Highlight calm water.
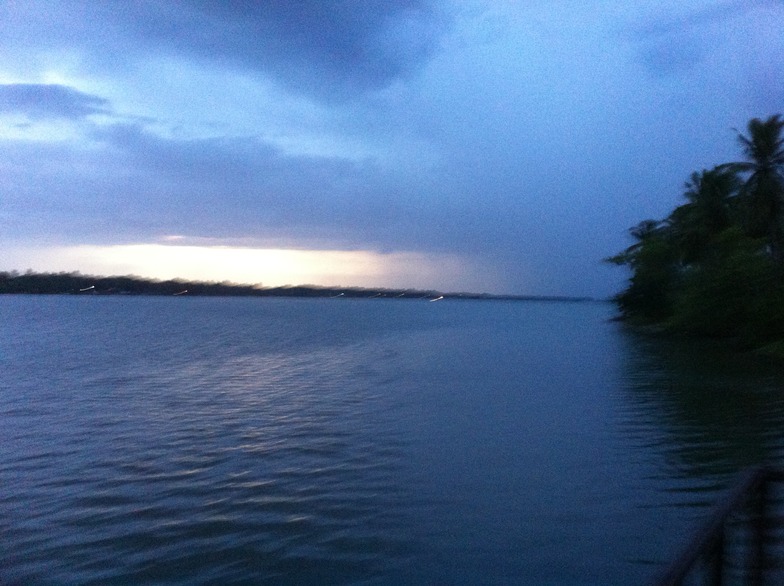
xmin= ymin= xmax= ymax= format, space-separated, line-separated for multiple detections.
xmin=2 ymin=296 xmax=784 ymax=585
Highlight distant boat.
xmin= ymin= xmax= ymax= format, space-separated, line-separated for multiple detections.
xmin=78 ymin=285 xmax=94 ymax=292
xmin=173 ymin=290 xmax=188 ymax=296
xmin=430 ymin=296 xmax=444 ymax=302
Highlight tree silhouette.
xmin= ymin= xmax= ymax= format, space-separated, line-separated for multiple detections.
xmin=608 ymin=114 xmax=784 ymax=347
xmin=606 ymin=219 xmax=678 ymax=321
xmin=668 ymin=167 xmax=739 ymax=264
xmin=723 ymin=115 xmax=784 ymax=263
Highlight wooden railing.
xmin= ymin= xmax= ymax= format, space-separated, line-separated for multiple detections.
xmin=652 ymin=466 xmax=784 ymax=586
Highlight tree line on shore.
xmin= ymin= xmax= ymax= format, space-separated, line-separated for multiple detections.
xmin=607 ymin=114 xmax=784 ymax=350
xmin=0 ymin=270 xmax=438 ymax=298
xmin=0 ymin=270 xmax=590 ymax=302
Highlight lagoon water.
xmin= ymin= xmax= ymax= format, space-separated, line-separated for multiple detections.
xmin=2 ymin=296 xmax=784 ymax=585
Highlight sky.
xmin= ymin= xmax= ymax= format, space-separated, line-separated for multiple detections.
xmin=1 ymin=0 xmax=782 ymax=297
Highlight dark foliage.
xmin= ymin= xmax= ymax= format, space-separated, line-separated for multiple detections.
xmin=608 ymin=115 xmax=784 ymax=349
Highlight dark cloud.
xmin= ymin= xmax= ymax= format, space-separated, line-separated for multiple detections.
xmin=3 ymin=2 xmax=779 ymax=296
xmin=631 ymin=0 xmax=760 ymax=38
xmin=628 ymin=0 xmax=767 ymax=75
xmin=0 ymin=84 xmax=111 ymax=120
xmin=636 ymin=37 xmax=708 ymax=76
xmin=0 ymin=86 xmax=677 ymax=296
xmin=3 ymin=1 xmax=446 ymax=102
xmin=162 ymin=1 xmax=445 ymax=97
xmin=1 ymin=121 xmax=404 ymax=245
xmin=1 ymin=117 xmax=529 ymax=259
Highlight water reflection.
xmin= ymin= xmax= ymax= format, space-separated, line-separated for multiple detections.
xmin=4 ymin=296 xmax=784 ymax=584
xmin=617 ymin=325 xmax=784 ymax=482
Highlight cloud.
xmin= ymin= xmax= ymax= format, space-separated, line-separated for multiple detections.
xmin=168 ymin=1 xmax=446 ymax=98
xmin=2 ymin=1 xmax=781 ymax=297
xmin=1 ymin=1 xmax=448 ymax=103
xmin=0 ymin=119 xmax=413 ymax=248
xmin=627 ymin=0 xmax=776 ymax=76
xmin=0 ymin=83 xmax=110 ymax=120
xmin=0 ymin=113 xmax=539 ymax=289
xmin=630 ymin=0 xmax=760 ymax=38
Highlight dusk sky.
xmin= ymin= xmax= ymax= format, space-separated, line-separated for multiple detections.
xmin=1 ymin=1 xmax=782 ymax=297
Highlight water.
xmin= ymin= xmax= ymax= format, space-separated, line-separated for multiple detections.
xmin=1 ymin=296 xmax=784 ymax=585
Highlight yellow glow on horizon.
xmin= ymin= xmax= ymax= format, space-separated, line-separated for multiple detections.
xmin=2 ymin=243 xmax=488 ymax=292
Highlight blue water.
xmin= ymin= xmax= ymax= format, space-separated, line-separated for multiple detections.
xmin=2 ymin=296 xmax=784 ymax=584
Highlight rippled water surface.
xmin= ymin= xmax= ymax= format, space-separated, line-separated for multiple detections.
xmin=2 ymin=296 xmax=784 ymax=584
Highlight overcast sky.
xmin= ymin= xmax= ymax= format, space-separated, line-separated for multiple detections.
xmin=1 ymin=1 xmax=782 ymax=296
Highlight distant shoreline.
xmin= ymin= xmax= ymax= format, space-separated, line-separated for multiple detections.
xmin=0 ymin=270 xmax=593 ymax=303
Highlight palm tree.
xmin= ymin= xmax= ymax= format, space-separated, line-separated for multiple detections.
xmin=723 ymin=115 xmax=784 ymax=262
xmin=605 ymin=219 xmax=664 ymax=267
xmin=605 ymin=219 xmax=679 ymax=320
xmin=667 ymin=167 xmax=740 ymax=264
